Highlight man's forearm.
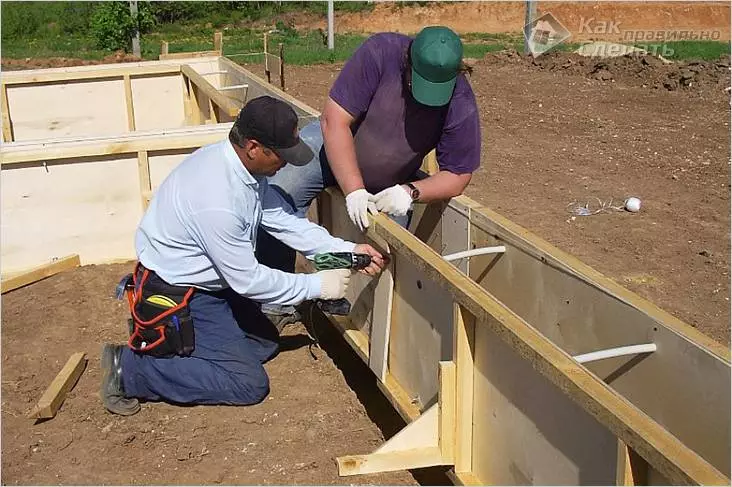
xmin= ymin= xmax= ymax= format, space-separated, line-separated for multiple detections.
xmin=321 ymin=119 xmax=364 ymax=194
xmin=408 ymin=170 xmax=472 ymax=203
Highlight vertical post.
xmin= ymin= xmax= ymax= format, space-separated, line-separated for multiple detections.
xmin=214 ymin=31 xmax=223 ymax=55
xmin=123 ymin=74 xmax=135 ymax=131
xmin=278 ymin=42 xmax=285 ymax=91
xmin=129 ymin=0 xmax=141 ymax=58
xmin=1 ymin=83 xmax=14 ymax=143
xmin=263 ymin=32 xmax=271 ymax=84
xmin=327 ymin=0 xmax=335 ymax=50
xmin=453 ymin=304 xmax=476 ymax=475
xmin=523 ymin=0 xmax=537 ymax=55
xmin=137 ymin=150 xmax=152 ymax=211
xmin=160 ymin=41 xmax=169 ymax=58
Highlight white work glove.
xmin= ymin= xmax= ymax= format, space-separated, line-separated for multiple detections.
xmin=318 ymin=269 xmax=351 ymax=300
xmin=345 ymin=188 xmax=377 ymax=231
xmin=372 ymin=184 xmax=413 ymax=217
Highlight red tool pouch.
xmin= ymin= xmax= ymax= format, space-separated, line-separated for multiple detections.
xmin=120 ymin=263 xmax=195 ymax=358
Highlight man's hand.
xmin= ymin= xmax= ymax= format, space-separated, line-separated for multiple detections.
xmin=372 ymin=184 xmax=413 ymax=217
xmin=318 ymin=269 xmax=351 ymax=300
xmin=345 ymin=189 xmax=378 ymax=231
xmin=353 ymin=243 xmax=386 ymax=276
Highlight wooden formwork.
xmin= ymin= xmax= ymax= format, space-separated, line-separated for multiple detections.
xmin=0 ymin=56 xmax=728 ymax=486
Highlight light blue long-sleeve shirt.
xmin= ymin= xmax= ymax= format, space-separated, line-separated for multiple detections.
xmin=135 ymin=139 xmax=355 ymax=305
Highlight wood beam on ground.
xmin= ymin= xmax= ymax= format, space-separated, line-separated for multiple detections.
xmin=28 ymin=352 xmax=87 ymax=420
xmin=1 ymin=254 xmax=81 ymax=293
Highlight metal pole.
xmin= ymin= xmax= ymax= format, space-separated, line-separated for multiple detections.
xmin=523 ymin=0 xmax=537 ymax=55
xmin=279 ymin=42 xmax=285 ymax=91
xmin=327 ymin=0 xmax=335 ymax=51
xmin=129 ymin=0 xmax=141 ymax=57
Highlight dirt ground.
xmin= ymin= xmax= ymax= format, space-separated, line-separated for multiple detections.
xmin=1 ymin=263 xmax=449 ymax=485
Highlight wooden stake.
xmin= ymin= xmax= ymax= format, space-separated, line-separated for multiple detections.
xmin=453 ymin=304 xmax=476 ymax=475
xmin=264 ymin=32 xmax=271 ymax=83
xmin=1 ymin=255 xmax=81 ymax=294
xmin=279 ymin=42 xmax=285 ymax=91
xmin=28 ymin=352 xmax=87 ymax=420
xmin=2 ymin=83 xmax=14 ymax=142
xmin=123 ymin=74 xmax=135 ymax=132
xmin=214 ymin=31 xmax=223 ymax=55
xmin=160 ymin=40 xmax=169 ymax=59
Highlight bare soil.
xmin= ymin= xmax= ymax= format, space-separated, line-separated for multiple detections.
xmin=1 ymin=264 xmax=446 ymax=485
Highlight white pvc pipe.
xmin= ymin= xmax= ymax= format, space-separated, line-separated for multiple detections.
xmin=219 ymin=84 xmax=249 ymax=91
xmin=443 ymin=246 xmax=506 ymax=262
xmin=573 ymin=343 xmax=657 ymax=364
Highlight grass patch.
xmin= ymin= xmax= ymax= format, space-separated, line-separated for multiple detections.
xmin=635 ymin=40 xmax=730 ymax=60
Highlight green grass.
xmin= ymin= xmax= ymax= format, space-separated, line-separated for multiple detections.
xmin=634 ymin=40 xmax=730 ymax=60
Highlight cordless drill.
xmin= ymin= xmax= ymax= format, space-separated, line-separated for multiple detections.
xmin=311 ymin=252 xmax=372 ymax=315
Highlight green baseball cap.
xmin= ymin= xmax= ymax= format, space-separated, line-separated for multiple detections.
xmin=410 ymin=26 xmax=463 ymax=107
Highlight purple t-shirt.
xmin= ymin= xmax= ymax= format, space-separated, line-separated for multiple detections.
xmin=328 ymin=32 xmax=481 ymax=192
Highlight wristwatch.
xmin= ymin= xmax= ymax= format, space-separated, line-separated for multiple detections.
xmin=406 ymin=182 xmax=420 ymax=202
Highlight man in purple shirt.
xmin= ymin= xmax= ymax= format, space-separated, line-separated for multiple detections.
xmin=256 ymin=26 xmax=481 ymax=325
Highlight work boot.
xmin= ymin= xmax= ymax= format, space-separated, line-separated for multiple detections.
xmin=262 ymin=304 xmax=302 ymax=334
xmin=100 ymin=343 xmax=140 ymax=416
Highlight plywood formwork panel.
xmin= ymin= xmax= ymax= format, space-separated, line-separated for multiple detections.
xmin=389 ymin=255 xmax=454 ymax=412
xmin=7 ymin=80 xmax=128 ymax=141
xmin=1 ymin=156 xmax=140 ymax=273
xmin=148 ymin=150 xmax=198 ymax=191
xmin=130 ymin=75 xmax=186 ymax=131
xmin=472 ymin=317 xmax=618 ymax=485
xmin=469 ymin=212 xmax=731 ymax=476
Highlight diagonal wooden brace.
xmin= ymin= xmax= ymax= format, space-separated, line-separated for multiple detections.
xmin=336 ymin=361 xmax=456 ymax=476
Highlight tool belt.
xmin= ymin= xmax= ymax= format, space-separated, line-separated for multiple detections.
xmin=117 ymin=263 xmax=195 ymax=358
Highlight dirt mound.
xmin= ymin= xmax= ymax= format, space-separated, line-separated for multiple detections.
xmin=483 ymin=49 xmax=731 ymax=92
xmin=1 ymin=51 xmax=142 ymax=71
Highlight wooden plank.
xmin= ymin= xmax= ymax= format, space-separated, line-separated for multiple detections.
xmin=378 ymin=403 xmax=439 ymax=453
xmin=453 ymin=304 xmax=475 ymax=475
xmin=368 ymin=246 xmax=394 ymax=381
xmin=214 ymin=31 xmax=223 ymax=54
xmin=2 ymin=64 xmax=181 ymax=85
xmin=447 ymin=470 xmax=483 ymax=486
xmin=2 ymin=83 xmax=14 ymax=142
xmin=181 ymin=65 xmax=239 ymax=118
xmin=469 ymin=208 xmax=730 ymax=475
xmin=160 ymin=41 xmax=169 ymax=57
xmin=137 ymin=150 xmax=151 ymax=211
xmin=439 ymin=361 xmax=456 ymax=463
xmin=472 ymin=316 xmax=618 ymax=484
xmin=1 ymin=255 xmax=81 ymax=293
xmin=181 ymin=73 xmax=192 ymax=125
xmin=367 ymin=214 xmax=728 ymax=485
xmin=337 ymin=447 xmax=447 ymax=477
xmin=159 ymin=50 xmax=220 ymax=60
xmin=187 ymin=79 xmax=202 ymax=125
xmin=123 ymin=74 xmax=136 ymax=131
xmin=1 ymin=125 xmax=230 ymax=166
xmin=27 ymin=352 xmax=87 ymax=419
xmin=377 ymin=372 xmax=421 ymax=423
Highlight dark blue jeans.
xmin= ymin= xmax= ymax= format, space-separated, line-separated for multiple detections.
xmin=121 ymin=288 xmax=279 ymax=405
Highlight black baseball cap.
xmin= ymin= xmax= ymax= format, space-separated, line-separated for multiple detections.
xmin=231 ymin=95 xmax=313 ymax=166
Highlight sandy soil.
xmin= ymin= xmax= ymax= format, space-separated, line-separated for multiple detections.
xmin=1 ymin=264 xmax=450 ymax=485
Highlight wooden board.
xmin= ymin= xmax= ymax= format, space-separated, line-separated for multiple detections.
xmin=469 ymin=210 xmax=731 ymax=476
xmin=368 ymin=214 xmax=728 ymax=485
xmin=28 ymin=352 xmax=87 ymax=419
xmin=389 ymin=254 xmax=454 ymax=412
xmin=1 ymin=254 xmax=80 ymax=293
xmin=472 ymin=318 xmax=618 ymax=484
